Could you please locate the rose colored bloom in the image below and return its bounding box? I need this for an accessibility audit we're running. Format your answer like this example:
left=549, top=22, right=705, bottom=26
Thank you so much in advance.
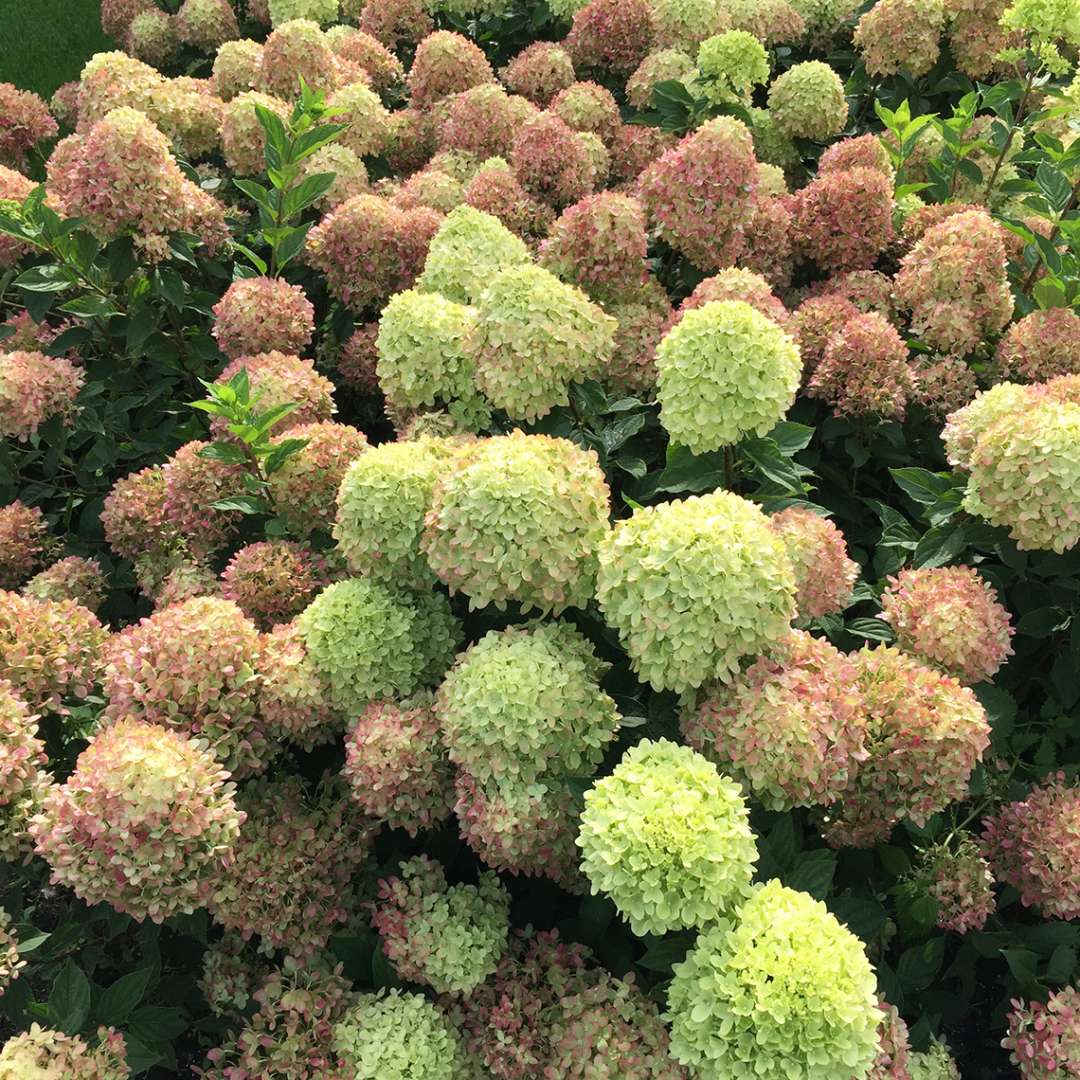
left=638, top=115, right=759, bottom=272
left=995, top=307, right=1080, bottom=382
left=206, top=775, right=370, bottom=956
left=437, top=84, right=534, bottom=161
left=865, top=999, right=912, bottom=1080
left=100, top=466, right=178, bottom=564
left=256, top=18, right=338, bottom=98
left=390, top=168, right=465, bottom=214
left=0, top=83, right=58, bottom=168
left=881, top=566, right=1013, bottom=684
left=212, top=276, right=315, bottom=359
left=539, top=192, right=648, bottom=292
left=791, top=295, right=860, bottom=377
left=566, top=0, right=654, bottom=76
left=0, top=502, right=50, bottom=590
left=150, top=558, right=220, bottom=610
left=0, top=679, right=51, bottom=862
left=820, top=134, right=893, bottom=177
left=0, top=165, right=35, bottom=268
left=602, top=280, right=672, bottom=394
left=683, top=630, right=867, bottom=810
left=1004, top=987, right=1080, bottom=1079
left=501, top=42, right=577, bottom=106
left=343, top=695, right=454, bottom=835
left=791, top=167, right=895, bottom=273
left=47, top=107, right=227, bottom=255
left=333, top=322, right=380, bottom=392
left=948, top=0, right=1018, bottom=78
left=359, top=0, right=433, bottom=49
left=854, top=0, right=946, bottom=77
left=910, top=354, right=980, bottom=420
left=769, top=507, right=859, bottom=618
left=101, top=0, right=153, bottom=38
left=806, top=269, right=897, bottom=319
left=725, top=0, right=806, bottom=42
left=220, top=540, right=335, bottom=628
left=328, top=28, right=405, bottom=91
left=625, top=47, right=695, bottom=108
left=983, top=773, right=1080, bottom=920
left=669, top=267, right=789, bottom=334
left=895, top=209, right=1013, bottom=355
left=0, top=1024, right=129, bottom=1078
left=609, top=122, right=676, bottom=185
left=809, top=311, right=916, bottom=420
left=305, top=194, right=442, bottom=313
left=408, top=31, right=494, bottom=109
left=103, top=596, right=271, bottom=776
left=50, top=82, right=81, bottom=128
left=818, top=646, right=990, bottom=848
left=464, top=160, right=554, bottom=239
left=0, top=349, right=83, bottom=441
left=914, top=839, right=996, bottom=933
left=511, top=112, right=597, bottom=209
left=0, top=591, right=105, bottom=712
left=257, top=621, right=337, bottom=749
left=739, top=195, right=795, bottom=288
left=31, top=718, right=243, bottom=922
left=213, top=350, right=335, bottom=435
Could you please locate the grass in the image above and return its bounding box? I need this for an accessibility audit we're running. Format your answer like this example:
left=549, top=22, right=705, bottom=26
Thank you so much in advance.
left=0, top=0, right=113, bottom=100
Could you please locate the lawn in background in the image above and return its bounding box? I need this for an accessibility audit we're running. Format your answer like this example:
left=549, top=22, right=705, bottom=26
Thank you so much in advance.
left=0, top=0, right=112, bottom=99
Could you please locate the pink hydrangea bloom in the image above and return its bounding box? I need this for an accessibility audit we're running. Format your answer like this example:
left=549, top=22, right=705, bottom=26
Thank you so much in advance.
left=501, top=42, right=577, bottom=105
left=995, top=307, right=1080, bottom=383
left=565, top=0, right=654, bottom=76
left=343, top=696, right=454, bottom=835
left=983, top=774, right=1080, bottom=920
left=101, top=466, right=178, bottom=563
left=329, top=29, right=405, bottom=91
left=464, top=161, right=554, bottom=239
left=820, top=134, right=893, bottom=177
left=1004, top=987, right=1080, bottom=1079
left=0, top=83, right=58, bottom=168
left=511, top=112, right=597, bottom=209
left=682, top=630, right=867, bottom=810
left=161, top=440, right=246, bottom=557
left=819, top=645, right=990, bottom=848
left=24, top=556, right=107, bottom=613
left=220, top=540, right=335, bottom=628
left=0, top=164, right=36, bottom=267
left=0, top=350, right=83, bottom=440
left=212, top=276, right=316, bottom=359
left=865, top=999, right=912, bottom=1080
left=854, top=0, right=946, bottom=77
left=103, top=596, right=270, bottom=776
left=881, top=566, right=1013, bottom=684
left=31, top=718, right=243, bottom=922
left=213, top=351, right=334, bottom=434
left=334, top=322, right=381, bottom=392
left=258, top=621, right=338, bottom=750
left=668, top=267, right=789, bottom=334
left=175, top=0, right=239, bottom=49
left=0, top=502, right=50, bottom=590
left=809, top=311, right=916, bottom=420
left=256, top=19, right=337, bottom=99
left=0, top=679, right=51, bottom=861
left=910, top=355, right=980, bottom=420
left=101, top=0, right=153, bottom=38
left=915, top=839, right=996, bottom=933
left=550, top=81, right=622, bottom=145
left=408, top=31, right=494, bottom=109
left=358, top=0, right=433, bottom=49
left=739, top=196, right=795, bottom=289
left=791, top=295, right=861, bottom=377
left=769, top=507, right=859, bottom=619
left=637, top=116, right=759, bottom=272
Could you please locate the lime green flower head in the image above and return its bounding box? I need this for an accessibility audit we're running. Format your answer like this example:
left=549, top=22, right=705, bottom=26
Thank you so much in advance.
left=1003, top=0, right=1080, bottom=46
left=469, top=265, right=616, bottom=421
left=577, top=738, right=758, bottom=934
left=334, top=436, right=465, bottom=589
left=767, top=60, right=848, bottom=140
left=375, top=289, right=488, bottom=423
left=436, top=620, right=620, bottom=785
left=696, top=30, right=770, bottom=104
left=596, top=491, right=796, bottom=691
left=417, top=205, right=531, bottom=305
left=267, top=0, right=339, bottom=26
left=909, top=1039, right=962, bottom=1080
left=296, top=578, right=462, bottom=713
left=657, top=299, right=801, bottom=453
left=423, top=431, right=612, bottom=614
left=667, top=879, right=881, bottom=1080
left=333, top=990, right=473, bottom=1080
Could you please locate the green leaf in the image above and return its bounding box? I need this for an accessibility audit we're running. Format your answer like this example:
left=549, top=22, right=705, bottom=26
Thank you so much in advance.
left=125, top=304, right=159, bottom=353
left=48, top=960, right=90, bottom=1035
left=197, top=442, right=250, bottom=465
left=740, top=437, right=806, bottom=494
left=636, top=933, right=694, bottom=973
left=263, top=436, right=309, bottom=475
left=768, top=421, right=814, bottom=455
left=913, top=523, right=966, bottom=568
left=14, top=264, right=74, bottom=292
left=96, top=968, right=153, bottom=1026
left=1036, top=162, right=1072, bottom=212
left=272, top=223, right=311, bottom=270
left=898, top=937, right=946, bottom=992
left=59, top=293, right=116, bottom=317
left=1002, top=947, right=1041, bottom=992
left=845, top=617, right=894, bottom=642
left=889, top=467, right=955, bottom=506
left=282, top=172, right=336, bottom=218
left=233, top=179, right=275, bottom=214
left=212, top=496, right=268, bottom=515
left=1017, top=607, right=1064, bottom=637
left=786, top=849, right=836, bottom=899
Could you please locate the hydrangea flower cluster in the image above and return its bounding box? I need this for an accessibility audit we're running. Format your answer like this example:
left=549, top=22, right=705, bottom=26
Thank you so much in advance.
left=212, top=39, right=263, bottom=100
left=0, top=591, right=106, bottom=712
left=343, top=694, right=454, bottom=834
left=23, top=556, right=107, bottom=613
left=596, top=491, right=797, bottom=691
left=264, top=420, right=368, bottom=535
left=913, top=838, right=997, bottom=933
left=854, top=0, right=946, bottom=77
left=983, top=773, right=1080, bottom=919
left=296, top=577, right=460, bottom=713
left=638, top=116, right=759, bottom=271
left=511, top=113, right=596, bottom=210
left=565, top=0, right=655, bottom=76
left=467, top=267, right=614, bottom=420
left=682, top=630, right=866, bottom=811
left=910, top=1040, right=963, bottom=1080
left=768, top=507, right=859, bottom=618
left=0, top=908, right=21, bottom=996
left=895, top=209, right=1013, bottom=355
left=819, top=646, right=990, bottom=848
left=437, top=621, right=619, bottom=787
left=666, top=880, right=881, bottom=1080
left=211, top=276, right=315, bottom=359
left=126, top=9, right=179, bottom=67
left=501, top=42, right=577, bottom=105
left=0, top=1025, right=129, bottom=1079
left=0, top=84, right=57, bottom=169
left=206, top=775, right=369, bottom=956
left=0, top=349, right=84, bottom=441
left=962, top=400, right=1080, bottom=552
left=409, top=30, right=494, bottom=108
left=0, top=680, right=50, bottom=861
left=995, top=307, right=1080, bottom=382
left=202, top=959, right=351, bottom=1078
left=214, top=351, right=335, bottom=433
left=371, top=854, right=510, bottom=993
left=197, top=933, right=270, bottom=1018
left=696, top=30, right=770, bottom=104
left=880, top=566, right=1014, bottom=683
left=577, top=738, right=757, bottom=934
left=0, top=501, right=49, bottom=590
left=809, top=311, right=915, bottom=420
left=31, top=718, right=242, bottom=922
left=219, top=540, right=335, bottom=628
left=306, top=194, right=441, bottom=313
left=1004, top=987, right=1080, bottom=1079
left=422, top=433, right=611, bottom=614
left=767, top=61, right=849, bottom=139
left=656, top=299, right=801, bottom=452
left=257, top=622, right=338, bottom=749
left=333, top=989, right=473, bottom=1079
